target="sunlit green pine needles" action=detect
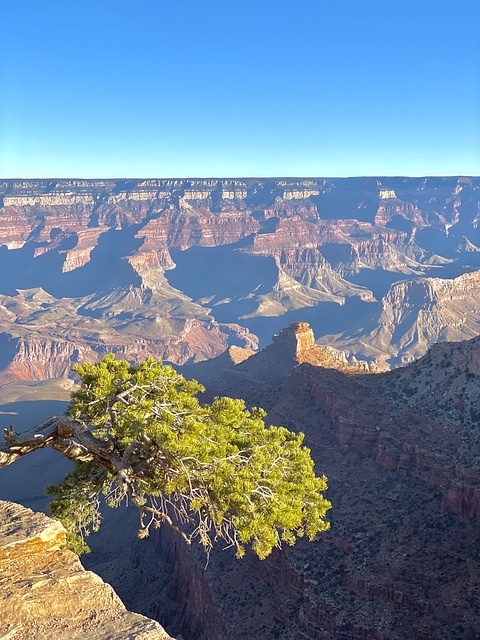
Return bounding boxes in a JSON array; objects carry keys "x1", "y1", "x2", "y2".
[{"x1": 48, "y1": 355, "x2": 331, "y2": 559}]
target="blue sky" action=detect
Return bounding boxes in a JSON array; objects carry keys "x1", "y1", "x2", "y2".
[{"x1": 1, "y1": 0, "x2": 479, "y2": 177}]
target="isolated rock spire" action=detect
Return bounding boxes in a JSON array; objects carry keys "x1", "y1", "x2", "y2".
[{"x1": 273, "y1": 322, "x2": 315, "y2": 357}]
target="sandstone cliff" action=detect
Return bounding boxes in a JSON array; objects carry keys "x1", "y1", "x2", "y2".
[
  {"x1": 321, "y1": 269, "x2": 480, "y2": 368},
  {"x1": 0, "y1": 500, "x2": 173, "y2": 640},
  {"x1": 0, "y1": 177, "x2": 479, "y2": 378}
]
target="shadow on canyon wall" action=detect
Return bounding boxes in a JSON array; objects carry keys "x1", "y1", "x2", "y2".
[{"x1": 0, "y1": 225, "x2": 143, "y2": 298}]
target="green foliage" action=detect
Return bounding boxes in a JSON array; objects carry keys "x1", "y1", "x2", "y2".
[
  {"x1": 47, "y1": 462, "x2": 109, "y2": 555},
  {"x1": 49, "y1": 355, "x2": 331, "y2": 558}
]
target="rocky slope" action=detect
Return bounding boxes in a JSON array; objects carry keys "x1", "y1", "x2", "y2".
[
  {"x1": 0, "y1": 500, "x2": 173, "y2": 639},
  {"x1": 128, "y1": 323, "x2": 479, "y2": 640},
  {"x1": 192, "y1": 322, "x2": 480, "y2": 524},
  {"x1": 319, "y1": 269, "x2": 480, "y2": 368},
  {"x1": 0, "y1": 286, "x2": 257, "y2": 383},
  {"x1": 0, "y1": 177, "x2": 479, "y2": 378}
]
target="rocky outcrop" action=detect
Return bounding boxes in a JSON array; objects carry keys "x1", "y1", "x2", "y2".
[
  {"x1": 272, "y1": 322, "x2": 377, "y2": 372},
  {"x1": 273, "y1": 321, "x2": 315, "y2": 355},
  {"x1": 0, "y1": 500, "x2": 172, "y2": 639},
  {"x1": 187, "y1": 323, "x2": 377, "y2": 408},
  {"x1": 324, "y1": 269, "x2": 480, "y2": 367}
]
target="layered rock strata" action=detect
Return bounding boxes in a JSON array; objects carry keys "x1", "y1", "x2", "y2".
[
  {"x1": 324, "y1": 269, "x2": 480, "y2": 367},
  {"x1": 0, "y1": 500, "x2": 173, "y2": 640},
  {"x1": 0, "y1": 177, "x2": 479, "y2": 377}
]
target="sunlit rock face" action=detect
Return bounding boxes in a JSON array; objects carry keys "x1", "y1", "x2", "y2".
[
  {"x1": 0, "y1": 500, "x2": 173, "y2": 640},
  {"x1": 273, "y1": 321, "x2": 315, "y2": 355},
  {"x1": 0, "y1": 176, "x2": 479, "y2": 379}
]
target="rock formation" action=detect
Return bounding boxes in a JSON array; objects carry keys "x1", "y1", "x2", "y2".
[
  {"x1": 0, "y1": 500, "x2": 173, "y2": 639},
  {"x1": 0, "y1": 177, "x2": 479, "y2": 379},
  {"x1": 322, "y1": 269, "x2": 480, "y2": 367},
  {"x1": 272, "y1": 322, "x2": 376, "y2": 371},
  {"x1": 182, "y1": 323, "x2": 377, "y2": 405}
]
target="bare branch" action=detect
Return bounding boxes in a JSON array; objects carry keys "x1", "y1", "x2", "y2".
[{"x1": 1, "y1": 417, "x2": 119, "y2": 472}]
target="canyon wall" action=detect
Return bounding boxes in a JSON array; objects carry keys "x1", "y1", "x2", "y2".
[
  {"x1": 153, "y1": 323, "x2": 480, "y2": 640},
  {"x1": 0, "y1": 177, "x2": 479, "y2": 378}
]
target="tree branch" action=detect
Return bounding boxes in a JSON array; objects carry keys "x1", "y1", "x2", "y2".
[{"x1": 0, "y1": 416, "x2": 119, "y2": 472}]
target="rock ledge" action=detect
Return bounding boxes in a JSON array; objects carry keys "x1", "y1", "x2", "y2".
[{"x1": 0, "y1": 500, "x2": 173, "y2": 639}]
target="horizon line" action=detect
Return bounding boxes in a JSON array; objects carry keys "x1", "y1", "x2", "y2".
[{"x1": 1, "y1": 174, "x2": 479, "y2": 181}]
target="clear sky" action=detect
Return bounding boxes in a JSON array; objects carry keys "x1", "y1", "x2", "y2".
[{"x1": 1, "y1": 0, "x2": 479, "y2": 178}]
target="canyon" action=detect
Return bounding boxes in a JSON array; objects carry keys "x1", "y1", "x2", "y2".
[
  {"x1": 0, "y1": 177, "x2": 479, "y2": 379},
  {"x1": 150, "y1": 323, "x2": 480, "y2": 640},
  {"x1": 0, "y1": 323, "x2": 479, "y2": 639},
  {"x1": 1, "y1": 176, "x2": 480, "y2": 639}
]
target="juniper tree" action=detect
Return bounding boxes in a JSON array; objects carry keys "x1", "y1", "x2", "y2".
[{"x1": 0, "y1": 355, "x2": 331, "y2": 558}]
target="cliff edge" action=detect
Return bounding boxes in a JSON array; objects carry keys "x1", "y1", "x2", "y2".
[{"x1": 0, "y1": 500, "x2": 173, "y2": 640}]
